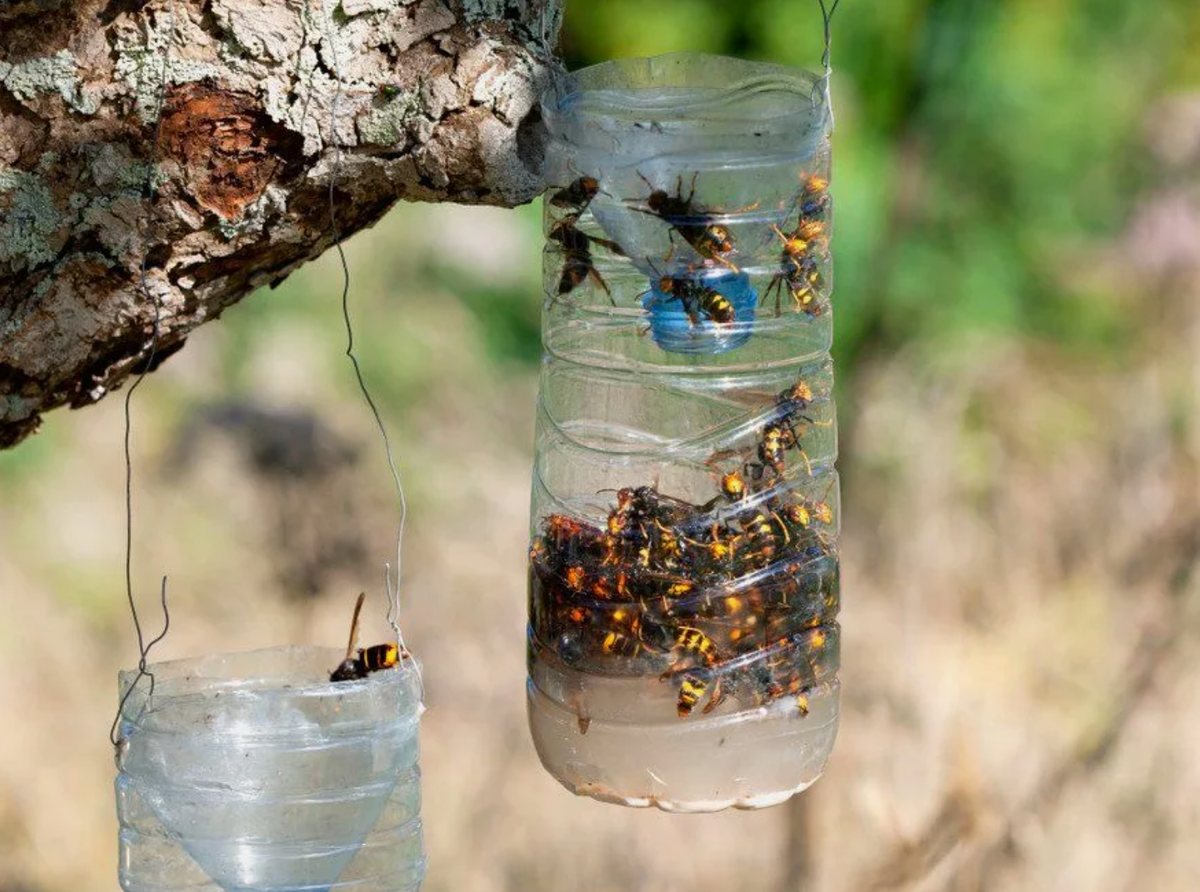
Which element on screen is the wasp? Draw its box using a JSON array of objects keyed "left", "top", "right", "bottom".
[
  {"left": 549, "top": 175, "right": 601, "bottom": 215},
  {"left": 548, "top": 216, "right": 624, "bottom": 303},
  {"left": 785, "top": 493, "right": 834, "bottom": 531},
  {"left": 599, "top": 628, "right": 648, "bottom": 660},
  {"left": 564, "top": 564, "right": 588, "bottom": 592},
  {"left": 680, "top": 586, "right": 764, "bottom": 652},
  {"left": 662, "top": 623, "right": 737, "bottom": 718},
  {"left": 717, "top": 471, "right": 748, "bottom": 503},
  {"left": 705, "top": 384, "right": 822, "bottom": 488},
  {"left": 757, "top": 423, "right": 793, "bottom": 476},
  {"left": 538, "top": 512, "right": 605, "bottom": 570},
  {"left": 631, "top": 172, "right": 743, "bottom": 270},
  {"left": 650, "top": 520, "right": 685, "bottom": 568},
  {"left": 675, "top": 669, "right": 727, "bottom": 718},
  {"left": 679, "top": 521, "right": 743, "bottom": 576},
  {"left": 588, "top": 609, "right": 672, "bottom": 668},
  {"left": 777, "top": 378, "right": 816, "bottom": 416},
  {"left": 600, "top": 486, "right": 660, "bottom": 564},
  {"left": 796, "top": 172, "right": 831, "bottom": 222},
  {"left": 716, "top": 591, "right": 762, "bottom": 648},
  {"left": 738, "top": 506, "right": 792, "bottom": 567},
  {"left": 747, "top": 628, "right": 832, "bottom": 715},
  {"left": 769, "top": 377, "right": 831, "bottom": 475},
  {"left": 330, "top": 593, "right": 408, "bottom": 682},
  {"left": 607, "top": 486, "right": 698, "bottom": 538},
  {"left": 544, "top": 512, "right": 602, "bottom": 548},
  {"left": 763, "top": 223, "right": 826, "bottom": 317},
  {"left": 586, "top": 564, "right": 635, "bottom": 600},
  {"left": 673, "top": 625, "right": 723, "bottom": 667},
  {"left": 645, "top": 273, "right": 737, "bottom": 326},
  {"left": 757, "top": 397, "right": 826, "bottom": 478}
]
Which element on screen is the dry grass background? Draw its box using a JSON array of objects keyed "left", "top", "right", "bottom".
[{"left": 1, "top": 140, "right": 1199, "bottom": 892}]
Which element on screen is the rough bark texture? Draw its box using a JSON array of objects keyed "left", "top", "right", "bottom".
[{"left": 0, "top": 0, "right": 561, "bottom": 448}]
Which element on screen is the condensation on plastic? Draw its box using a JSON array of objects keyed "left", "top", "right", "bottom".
[
  {"left": 114, "top": 646, "right": 425, "bottom": 892},
  {"left": 528, "top": 53, "right": 841, "bottom": 812}
]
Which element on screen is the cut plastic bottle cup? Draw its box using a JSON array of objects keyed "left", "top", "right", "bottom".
[{"left": 115, "top": 646, "right": 425, "bottom": 892}]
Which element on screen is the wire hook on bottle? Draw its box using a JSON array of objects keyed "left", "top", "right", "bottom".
[
  {"left": 110, "top": 577, "right": 171, "bottom": 747},
  {"left": 814, "top": 0, "right": 841, "bottom": 124},
  {"left": 109, "top": 0, "right": 177, "bottom": 750}
]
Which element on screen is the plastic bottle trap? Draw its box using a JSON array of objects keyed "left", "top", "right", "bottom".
[
  {"left": 115, "top": 646, "right": 425, "bottom": 892},
  {"left": 528, "top": 52, "right": 842, "bottom": 811}
]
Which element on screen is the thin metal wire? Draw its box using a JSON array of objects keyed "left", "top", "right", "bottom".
[
  {"left": 317, "top": 1, "right": 422, "bottom": 699},
  {"left": 820, "top": 0, "right": 842, "bottom": 73},
  {"left": 110, "top": 1, "right": 177, "bottom": 749},
  {"left": 816, "top": 0, "right": 841, "bottom": 124}
]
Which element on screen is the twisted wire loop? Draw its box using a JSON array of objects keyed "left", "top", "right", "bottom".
[
  {"left": 110, "top": 1, "right": 177, "bottom": 750},
  {"left": 316, "top": 1, "right": 424, "bottom": 702},
  {"left": 815, "top": 0, "right": 841, "bottom": 123}
]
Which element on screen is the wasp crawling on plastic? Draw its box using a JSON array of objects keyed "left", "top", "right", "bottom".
[
  {"left": 763, "top": 224, "right": 825, "bottom": 317},
  {"left": 631, "top": 172, "right": 742, "bottom": 271},
  {"left": 758, "top": 378, "right": 829, "bottom": 478},
  {"left": 761, "top": 172, "right": 831, "bottom": 316},
  {"left": 549, "top": 175, "right": 602, "bottom": 215},
  {"left": 797, "top": 173, "right": 831, "bottom": 222},
  {"left": 330, "top": 592, "right": 408, "bottom": 682},
  {"left": 549, "top": 215, "right": 625, "bottom": 303}
]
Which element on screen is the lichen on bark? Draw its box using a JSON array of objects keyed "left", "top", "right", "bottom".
[{"left": 0, "top": 0, "right": 561, "bottom": 449}]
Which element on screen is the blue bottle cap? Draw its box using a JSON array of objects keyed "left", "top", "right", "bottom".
[{"left": 641, "top": 268, "right": 758, "bottom": 355}]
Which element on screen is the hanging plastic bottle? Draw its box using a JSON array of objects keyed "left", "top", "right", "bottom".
[
  {"left": 115, "top": 646, "right": 425, "bottom": 892},
  {"left": 527, "top": 51, "right": 840, "bottom": 811}
]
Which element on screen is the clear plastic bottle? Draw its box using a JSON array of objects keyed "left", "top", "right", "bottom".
[
  {"left": 115, "top": 646, "right": 425, "bottom": 892},
  {"left": 527, "top": 53, "right": 840, "bottom": 812}
]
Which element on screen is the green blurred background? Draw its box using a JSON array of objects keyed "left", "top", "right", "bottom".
[{"left": 1, "top": 2, "right": 1198, "bottom": 891}]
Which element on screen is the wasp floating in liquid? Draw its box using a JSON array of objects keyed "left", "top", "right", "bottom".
[{"left": 674, "top": 669, "right": 728, "bottom": 718}]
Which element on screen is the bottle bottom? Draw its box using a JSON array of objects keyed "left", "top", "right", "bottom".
[{"left": 526, "top": 661, "right": 840, "bottom": 813}]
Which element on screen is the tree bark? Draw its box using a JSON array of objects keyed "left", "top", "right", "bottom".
[{"left": 0, "top": 0, "right": 561, "bottom": 449}]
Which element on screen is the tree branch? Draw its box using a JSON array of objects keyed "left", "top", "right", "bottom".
[{"left": 0, "top": 0, "right": 561, "bottom": 448}]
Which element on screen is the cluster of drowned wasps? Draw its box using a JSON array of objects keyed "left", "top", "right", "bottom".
[
  {"left": 546, "top": 166, "right": 832, "bottom": 325},
  {"left": 529, "top": 375, "right": 839, "bottom": 722}
]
